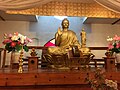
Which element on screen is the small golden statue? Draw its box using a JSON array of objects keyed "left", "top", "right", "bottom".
[
  {"left": 80, "top": 28, "right": 86, "bottom": 48},
  {"left": 80, "top": 28, "right": 91, "bottom": 55},
  {"left": 30, "top": 48, "right": 37, "bottom": 56}
]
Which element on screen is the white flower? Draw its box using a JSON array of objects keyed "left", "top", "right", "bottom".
[
  {"left": 107, "top": 36, "right": 113, "bottom": 42},
  {"left": 18, "top": 33, "right": 27, "bottom": 44},
  {"left": 11, "top": 35, "right": 19, "bottom": 41},
  {"left": 105, "top": 79, "right": 118, "bottom": 90}
]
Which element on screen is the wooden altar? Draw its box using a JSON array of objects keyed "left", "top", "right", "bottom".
[
  {"left": 0, "top": 68, "right": 120, "bottom": 90},
  {"left": 0, "top": 46, "right": 119, "bottom": 90}
]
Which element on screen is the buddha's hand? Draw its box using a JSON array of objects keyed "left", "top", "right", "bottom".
[{"left": 57, "top": 27, "right": 62, "bottom": 35}]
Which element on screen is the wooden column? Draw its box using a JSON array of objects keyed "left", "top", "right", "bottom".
[
  {"left": 27, "top": 56, "right": 39, "bottom": 70},
  {"left": 103, "top": 57, "right": 116, "bottom": 71}
]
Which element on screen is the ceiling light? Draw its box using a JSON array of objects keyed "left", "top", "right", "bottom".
[{"left": 54, "top": 16, "right": 67, "bottom": 20}]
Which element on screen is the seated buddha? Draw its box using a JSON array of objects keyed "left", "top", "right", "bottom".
[
  {"left": 47, "top": 18, "right": 81, "bottom": 56},
  {"left": 43, "top": 18, "right": 94, "bottom": 69}
]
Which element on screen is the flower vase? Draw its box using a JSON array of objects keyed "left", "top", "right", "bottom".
[
  {"left": 113, "top": 53, "right": 120, "bottom": 69},
  {"left": 11, "top": 51, "right": 19, "bottom": 69},
  {"left": 115, "top": 53, "right": 120, "bottom": 63}
]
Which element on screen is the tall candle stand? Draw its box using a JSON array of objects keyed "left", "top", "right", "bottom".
[{"left": 18, "top": 45, "right": 24, "bottom": 73}]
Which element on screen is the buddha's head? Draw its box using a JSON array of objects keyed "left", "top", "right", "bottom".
[{"left": 61, "top": 18, "right": 69, "bottom": 29}]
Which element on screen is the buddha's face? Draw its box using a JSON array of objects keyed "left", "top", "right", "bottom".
[{"left": 62, "top": 19, "right": 69, "bottom": 29}]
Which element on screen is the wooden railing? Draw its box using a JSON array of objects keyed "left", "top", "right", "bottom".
[
  {"left": 0, "top": 46, "right": 108, "bottom": 68},
  {"left": 28, "top": 46, "right": 108, "bottom": 50}
]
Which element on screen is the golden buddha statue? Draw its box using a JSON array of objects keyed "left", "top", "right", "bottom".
[
  {"left": 43, "top": 19, "right": 94, "bottom": 69},
  {"left": 47, "top": 18, "right": 81, "bottom": 55}
]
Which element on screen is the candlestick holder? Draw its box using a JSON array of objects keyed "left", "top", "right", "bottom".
[{"left": 18, "top": 45, "right": 24, "bottom": 73}]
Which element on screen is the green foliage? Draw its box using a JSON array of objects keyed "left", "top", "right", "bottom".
[
  {"left": 111, "top": 48, "right": 120, "bottom": 53},
  {"left": 23, "top": 45, "right": 29, "bottom": 52},
  {"left": 5, "top": 42, "right": 29, "bottom": 53}
]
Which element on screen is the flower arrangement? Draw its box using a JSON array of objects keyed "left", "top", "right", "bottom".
[
  {"left": 85, "top": 68, "right": 118, "bottom": 90},
  {"left": 107, "top": 35, "right": 120, "bottom": 54},
  {"left": 2, "top": 32, "right": 32, "bottom": 53}
]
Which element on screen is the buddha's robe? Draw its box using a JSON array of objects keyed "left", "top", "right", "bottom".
[{"left": 48, "top": 30, "right": 81, "bottom": 55}]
